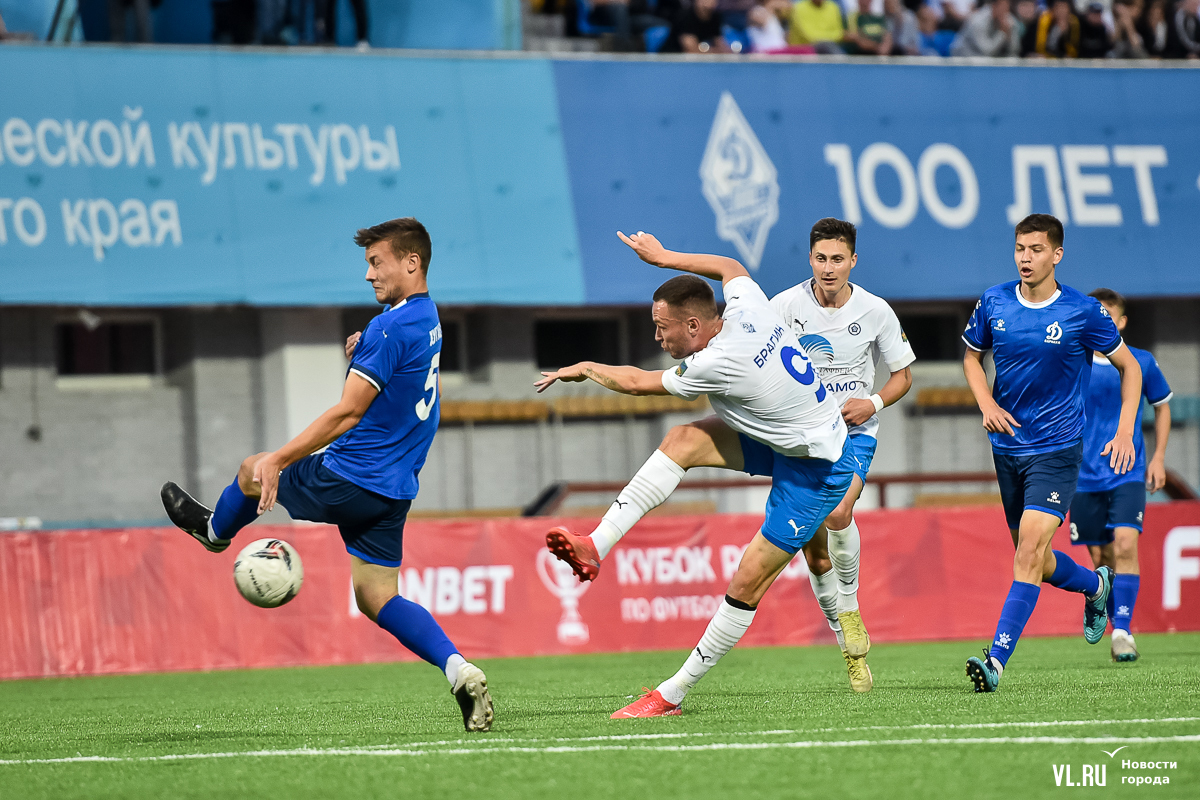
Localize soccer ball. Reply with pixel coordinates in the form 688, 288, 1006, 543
233, 539, 304, 608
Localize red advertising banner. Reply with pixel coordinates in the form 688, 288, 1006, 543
1, 503, 1198, 680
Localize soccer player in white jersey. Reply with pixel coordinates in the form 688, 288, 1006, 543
536, 231, 857, 717
543, 220, 912, 693
770, 218, 915, 679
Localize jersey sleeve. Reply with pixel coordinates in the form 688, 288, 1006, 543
875, 305, 917, 371
348, 320, 403, 391
1081, 300, 1123, 356
962, 296, 992, 351
1142, 353, 1174, 406
660, 345, 729, 400
722, 275, 771, 313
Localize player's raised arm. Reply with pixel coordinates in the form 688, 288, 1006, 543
1100, 343, 1143, 475
534, 361, 669, 396
618, 230, 750, 285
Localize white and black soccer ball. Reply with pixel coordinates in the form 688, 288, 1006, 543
233, 539, 304, 608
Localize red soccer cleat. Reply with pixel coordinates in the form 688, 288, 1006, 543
611, 688, 681, 719
546, 526, 602, 583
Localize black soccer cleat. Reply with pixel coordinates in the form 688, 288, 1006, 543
161, 481, 228, 553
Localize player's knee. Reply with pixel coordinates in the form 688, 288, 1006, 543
826, 506, 853, 532
237, 453, 269, 492
352, 578, 397, 622
659, 424, 704, 465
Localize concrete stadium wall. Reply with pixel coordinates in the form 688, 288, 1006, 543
2, 300, 1198, 525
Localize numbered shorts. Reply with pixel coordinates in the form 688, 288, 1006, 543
277, 453, 412, 567
846, 434, 877, 483
738, 434, 858, 554
1069, 481, 1146, 545
992, 441, 1083, 530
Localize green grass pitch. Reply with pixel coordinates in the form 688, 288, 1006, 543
2, 633, 1198, 799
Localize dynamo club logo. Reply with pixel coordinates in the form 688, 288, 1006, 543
700, 92, 780, 272
798, 334, 836, 366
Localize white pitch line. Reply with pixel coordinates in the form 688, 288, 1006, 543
3, 734, 1199, 766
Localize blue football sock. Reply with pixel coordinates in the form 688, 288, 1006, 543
1045, 551, 1101, 597
375, 595, 459, 670
1111, 574, 1140, 633
210, 478, 259, 540
988, 581, 1040, 668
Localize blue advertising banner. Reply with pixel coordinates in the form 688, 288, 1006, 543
0, 46, 581, 305
2, 47, 1198, 307
554, 60, 1200, 304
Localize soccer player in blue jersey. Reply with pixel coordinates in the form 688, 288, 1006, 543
160, 218, 493, 731
961, 214, 1142, 693
1070, 289, 1173, 663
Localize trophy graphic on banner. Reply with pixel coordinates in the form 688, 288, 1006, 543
535, 548, 591, 645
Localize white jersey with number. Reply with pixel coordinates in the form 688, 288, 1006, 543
660, 275, 847, 462
770, 279, 916, 440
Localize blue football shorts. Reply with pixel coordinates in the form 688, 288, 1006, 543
277, 453, 412, 567
846, 434, 877, 483
1069, 480, 1146, 545
992, 441, 1083, 530
738, 434, 858, 554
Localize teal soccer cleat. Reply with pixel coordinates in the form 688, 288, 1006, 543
1084, 566, 1113, 645
966, 649, 1001, 693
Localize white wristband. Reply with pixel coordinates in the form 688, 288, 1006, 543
869, 393, 885, 414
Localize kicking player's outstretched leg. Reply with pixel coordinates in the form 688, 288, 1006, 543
161, 453, 268, 553
612, 531, 790, 717
354, 558, 493, 732
547, 417, 741, 583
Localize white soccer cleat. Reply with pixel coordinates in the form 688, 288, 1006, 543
1111, 629, 1139, 663
452, 662, 494, 732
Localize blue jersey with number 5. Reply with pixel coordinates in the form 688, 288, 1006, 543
323, 293, 441, 499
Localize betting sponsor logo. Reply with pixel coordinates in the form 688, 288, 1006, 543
700, 92, 779, 272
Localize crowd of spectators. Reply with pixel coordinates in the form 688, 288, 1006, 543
97, 0, 370, 47
562, 0, 1200, 57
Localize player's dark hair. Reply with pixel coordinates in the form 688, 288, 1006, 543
809, 218, 857, 255
1014, 214, 1064, 249
353, 217, 432, 274
652, 275, 719, 320
1089, 287, 1127, 317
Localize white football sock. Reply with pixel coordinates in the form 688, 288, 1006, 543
809, 567, 846, 650
444, 653, 466, 685
590, 450, 686, 559
657, 599, 755, 706
827, 519, 861, 613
